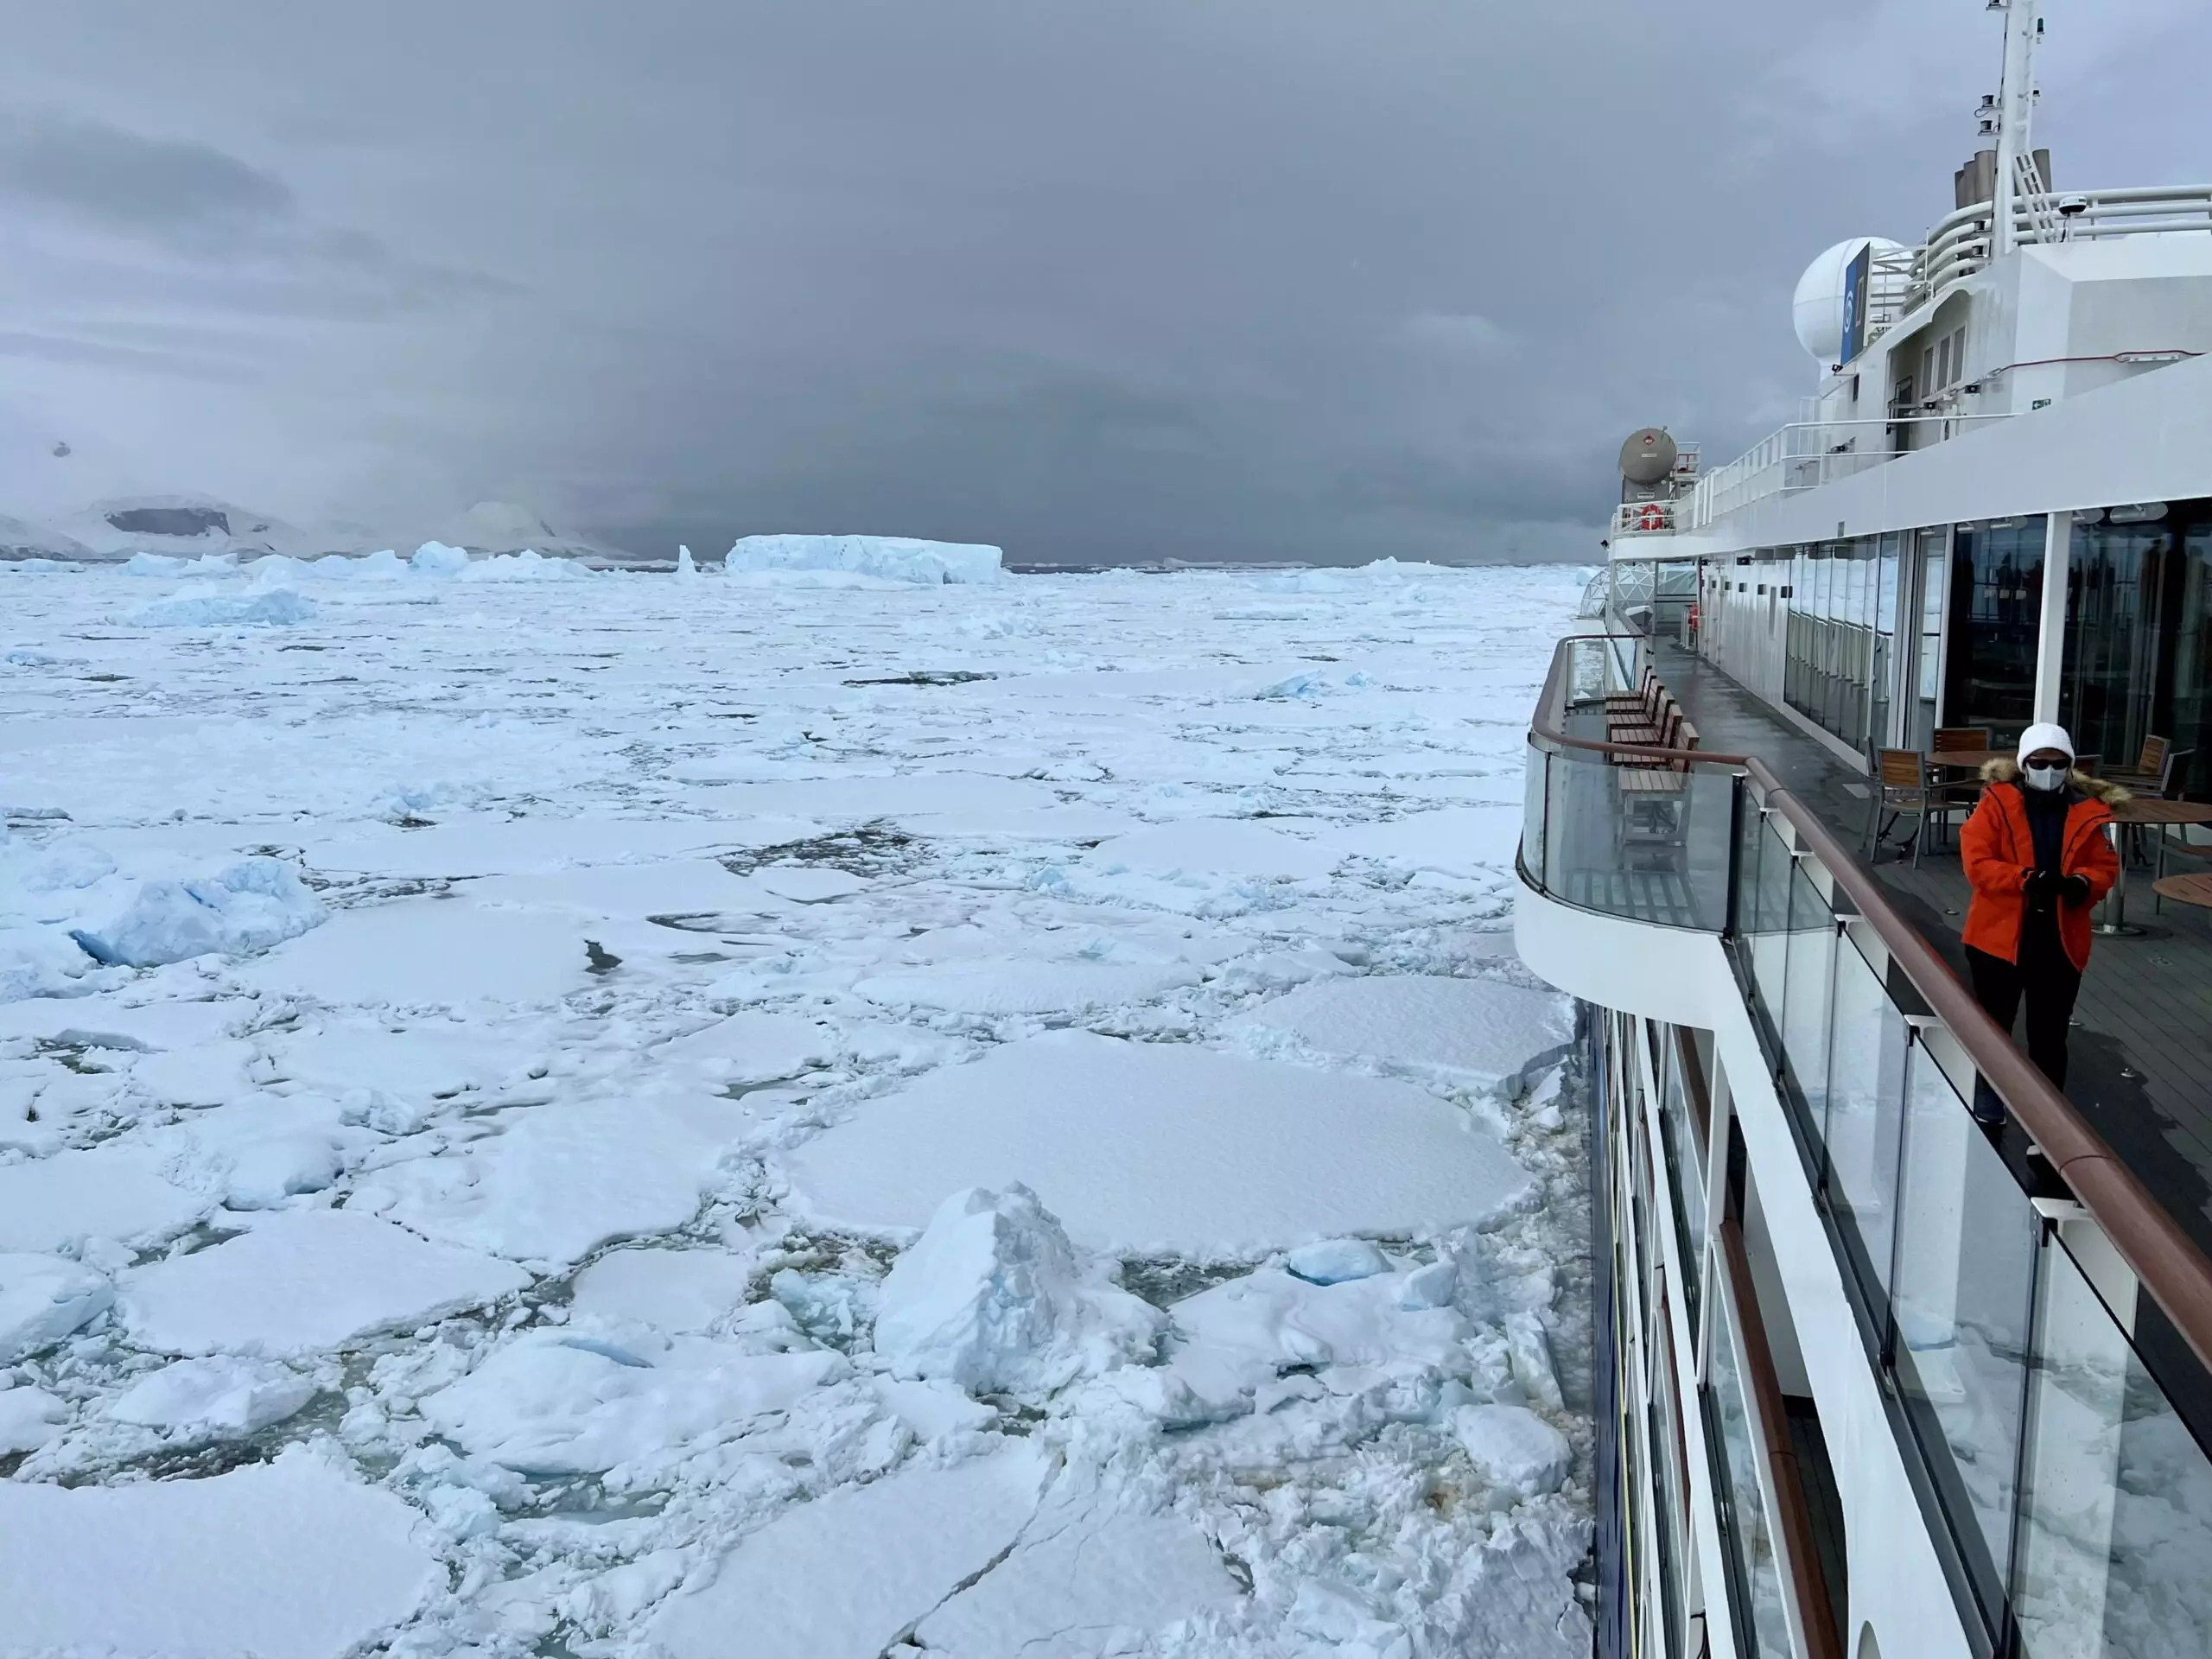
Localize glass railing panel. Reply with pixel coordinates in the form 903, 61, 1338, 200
1780, 858, 1837, 1129
2013, 1237, 2212, 1659
1708, 1278, 1796, 1658
1891, 1038, 2041, 1628
1658, 1040, 1707, 1317
1745, 816, 1794, 1038
1529, 742, 1736, 932
1523, 741, 1548, 888
1819, 934, 1910, 1306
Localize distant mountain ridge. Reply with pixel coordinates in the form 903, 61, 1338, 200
0, 497, 637, 564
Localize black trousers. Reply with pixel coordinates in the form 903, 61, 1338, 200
1966, 923, 2082, 1089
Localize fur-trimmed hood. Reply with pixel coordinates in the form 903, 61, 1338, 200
1980, 755, 2131, 804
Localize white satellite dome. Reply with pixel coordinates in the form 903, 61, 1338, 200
1792, 237, 1905, 362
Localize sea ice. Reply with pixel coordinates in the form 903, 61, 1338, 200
753, 865, 868, 903
702, 772, 1058, 819
110, 1355, 319, 1439
70, 856, 327, 968
0, 1452, 441, 1657
1452, 1402, 1573, 1500
655, 1009, 838, 1083
569, 1246, 756, 1332
0, 1382, 67, 1452
853, 957, 1199, 1016
647, 1444, 1051, 1659
1325, 804, 1526, 874
1286, 1236, 1392, 1285
0, 1145, 205, 1253
420, 1332, 845, 1475
784, 1030, 1533, 1255
130, 588, 317, 627
1230, 973, 1576, 1090
239, 898, 593, 1006
0, 559, 1593, 1653
0, 1252, 113, 1361
915, 1503, 1243, 1656
118, 1209, 530, 1355
874, 1185, 1164, 1395
365, 1095, 733, 1263
1089, 817, 1338, 880
302, 815, 798, 880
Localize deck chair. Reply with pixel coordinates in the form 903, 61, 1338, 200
2106, 736, 2190, 799
1865, 750, 1932, 866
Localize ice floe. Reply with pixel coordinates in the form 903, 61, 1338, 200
1230, 971, 1575, 1090
647, 1443, 1052, 1659
874, 1185, 1163, 1395
783, 1028, 1534, 1255
118, 1209, 530, 1355
0, 1453, 441, 1657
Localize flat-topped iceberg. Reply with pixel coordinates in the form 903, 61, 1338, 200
723, 533, 1004, 585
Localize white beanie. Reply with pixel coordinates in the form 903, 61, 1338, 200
2018, 721, 2075, 765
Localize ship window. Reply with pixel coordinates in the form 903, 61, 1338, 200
1936, 333, 1955, 390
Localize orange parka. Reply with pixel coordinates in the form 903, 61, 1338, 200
1959, 759, 2125, 972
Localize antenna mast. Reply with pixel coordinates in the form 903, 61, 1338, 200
1989, 0, 2044, 258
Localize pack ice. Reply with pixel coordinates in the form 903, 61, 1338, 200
0, 558, 1593, 1657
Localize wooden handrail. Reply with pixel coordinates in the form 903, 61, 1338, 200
1526, 632, 2212, 1378
1756, 772, 2212, 1376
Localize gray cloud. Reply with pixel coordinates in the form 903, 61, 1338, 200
0, 1, 2206, 562
0, 109, 294, 243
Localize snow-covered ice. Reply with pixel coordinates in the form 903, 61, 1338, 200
118, 1209, 530, 1355
1230, 971, 1575, 1090
874, 1184, 1164, 1395
0, 1453, 441, 1657
647, 1444, 1052, 1658
0, 1252, 112, 1362
784, 1028, 1535, 1255
0, 560, 1592, 1656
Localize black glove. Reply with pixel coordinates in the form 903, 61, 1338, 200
2061, 873, 2093, 905
2023, 867, 2057, 901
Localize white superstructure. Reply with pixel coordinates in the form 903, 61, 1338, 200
1523, 6, 2212, 1657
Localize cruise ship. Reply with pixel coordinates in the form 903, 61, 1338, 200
1517, 4, 2212, 1656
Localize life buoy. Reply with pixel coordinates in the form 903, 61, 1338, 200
1637, 503, 1667, 531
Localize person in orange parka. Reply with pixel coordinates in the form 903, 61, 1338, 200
1960, 721, 2125, 1117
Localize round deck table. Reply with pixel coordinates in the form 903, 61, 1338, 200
2099, 798, 2212, 935
2152, 873, 2212, 911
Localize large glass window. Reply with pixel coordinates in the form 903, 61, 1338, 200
1945, 517, 2048, 741
2058, 499, 2212, 797
1784, 537, 1894, 754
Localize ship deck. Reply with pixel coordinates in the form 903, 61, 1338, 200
1651, 641, 2212, 1260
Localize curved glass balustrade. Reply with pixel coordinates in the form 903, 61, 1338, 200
1522, 634, 2212, 1657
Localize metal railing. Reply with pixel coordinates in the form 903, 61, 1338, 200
1917, 185, 2212, 304
1613, 499, 1681, 537
1523, 634, 2212, 1658
1684, 416, 2014, 530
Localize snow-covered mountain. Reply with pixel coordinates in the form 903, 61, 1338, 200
0, 496, 637, 564
426, 501, 630, 563
52, 496, 324, 562
0, 513, 93, 562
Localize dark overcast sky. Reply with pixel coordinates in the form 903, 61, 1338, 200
3, 2, 2208, 563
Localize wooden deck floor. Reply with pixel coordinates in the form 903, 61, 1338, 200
1653, 644, 2212, 1260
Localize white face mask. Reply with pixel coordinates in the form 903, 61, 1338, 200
2024, 762, 2069, 792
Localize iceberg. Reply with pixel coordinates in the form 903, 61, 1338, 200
723, 534, 1004, 586
130, 588, 316, 627
873, 1184, 1163, 1396
71, 856, 329, 968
